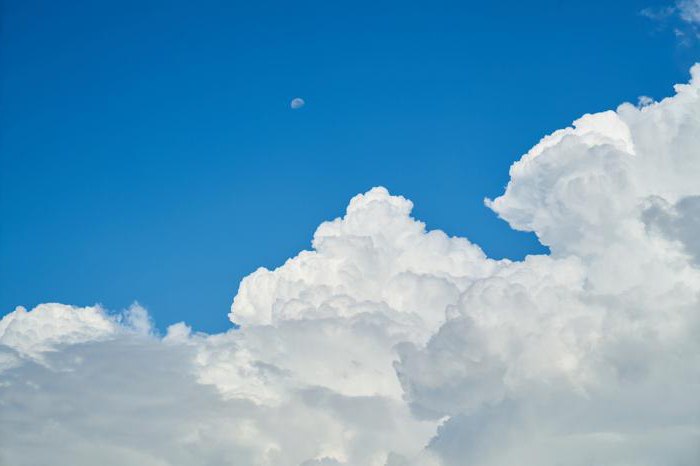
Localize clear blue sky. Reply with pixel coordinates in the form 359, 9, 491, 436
1, 0, 697, 332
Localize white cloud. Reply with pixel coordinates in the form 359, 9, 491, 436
2, 65, 700, 465
678, 0, 700, 24
642, 1, 700, 42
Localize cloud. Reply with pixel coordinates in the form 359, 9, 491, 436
643, 195, 700, 265
678, 0, 700, 23
642, 0, 700, 24
642, 1, 700, 42
641, 5, 676, 21
2, 65, 700, 465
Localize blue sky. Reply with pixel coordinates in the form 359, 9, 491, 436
1, 0, 697, 333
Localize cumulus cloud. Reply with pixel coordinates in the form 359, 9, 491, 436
2, 65, 700, 465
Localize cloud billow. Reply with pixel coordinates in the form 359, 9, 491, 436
1, 66, 700, 466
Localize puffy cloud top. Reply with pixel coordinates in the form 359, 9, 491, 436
231, 186, 496, 332
487, 65, 700, 258
0, 304, 117, 357
2, 66, 700, 466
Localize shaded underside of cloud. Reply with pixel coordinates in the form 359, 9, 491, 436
1, 65, 700, 466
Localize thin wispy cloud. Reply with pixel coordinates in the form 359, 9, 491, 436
642, 0, 700, 42
678, 0, 700, 23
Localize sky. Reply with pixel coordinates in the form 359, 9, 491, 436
1, 0, 697, 332
1, 1, 700, 465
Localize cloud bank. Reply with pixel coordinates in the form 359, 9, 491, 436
2, 66, 700, 466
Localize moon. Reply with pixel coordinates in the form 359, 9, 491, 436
290, 97, 305, 109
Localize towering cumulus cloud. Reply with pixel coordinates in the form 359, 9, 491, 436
2, 66, 699, 466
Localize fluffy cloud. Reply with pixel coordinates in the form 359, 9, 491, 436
1, 66, 699, 465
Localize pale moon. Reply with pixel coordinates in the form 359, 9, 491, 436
290, 97, 305, 109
